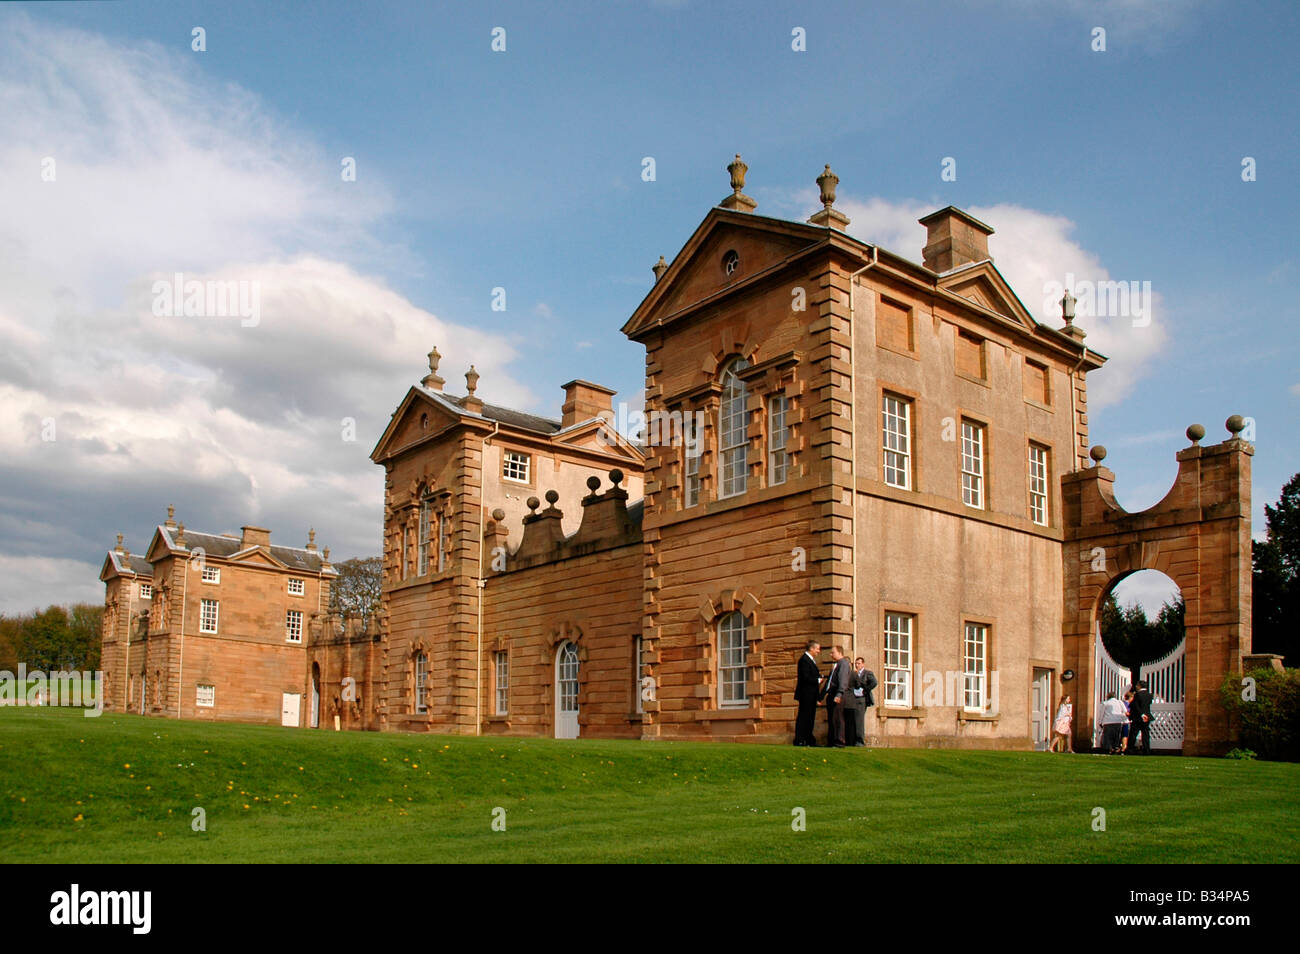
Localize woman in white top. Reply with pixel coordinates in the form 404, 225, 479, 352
1050, 694, 1073, 752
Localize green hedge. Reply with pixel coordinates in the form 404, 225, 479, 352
1220, 667, 1300, 761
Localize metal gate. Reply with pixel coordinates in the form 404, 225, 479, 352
1093, 623, 1186, 752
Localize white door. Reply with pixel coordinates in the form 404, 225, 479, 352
310, 669, 320, 729
281, 692, 301, 728
555, 642, 579, 739
1031, 668, 1051, 750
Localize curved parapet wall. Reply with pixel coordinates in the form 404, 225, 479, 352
1062, 419, 1253, 755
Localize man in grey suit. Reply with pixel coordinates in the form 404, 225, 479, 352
821, 645, 850, 747
846, 656, 877, 747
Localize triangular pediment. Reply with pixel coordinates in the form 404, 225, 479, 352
144, 527, 174, 563
623, 209, 828, 340
371, 387, 464, 462
553, 418, 645, 460
229, 547, 287, 569
938, 262, 1039, 331
99, 553, 123, 582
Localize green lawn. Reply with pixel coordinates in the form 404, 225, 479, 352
2, 708, 1296, 863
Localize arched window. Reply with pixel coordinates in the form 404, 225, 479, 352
717, 611, 749, 708
719, 358, 750, 498
417, 495, 433, 575
414, 651, 429, 714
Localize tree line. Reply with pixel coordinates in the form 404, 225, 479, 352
0, 604, 103, 672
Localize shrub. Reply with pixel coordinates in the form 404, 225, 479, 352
1220, 667, 1300, 761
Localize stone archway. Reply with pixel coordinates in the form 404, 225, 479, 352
1062, 419, 1253, 755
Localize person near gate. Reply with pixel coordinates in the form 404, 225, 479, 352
793, 639, 822, 746
1099, 690, 1127, 754
820, 645, 849, 748
1128, 680, 1154, 755
1050, 693, 1073, 752
847, 656, 877, 747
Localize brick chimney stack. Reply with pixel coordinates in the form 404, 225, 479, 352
919, 206, 994, 273
561, 380, 616, 429
240, 526, 271, 549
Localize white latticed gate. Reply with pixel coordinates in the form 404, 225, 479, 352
1093, 623, 1132, 748
1136, 640, 1185, 751
1094, 623, 1186, 752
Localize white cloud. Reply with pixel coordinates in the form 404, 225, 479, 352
0, 556, 102, 615
823, 191, 1169, 409
0, 14, 527, 608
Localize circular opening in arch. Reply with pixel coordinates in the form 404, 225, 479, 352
1100, 569, 1184, 672
721, 249, 740, 276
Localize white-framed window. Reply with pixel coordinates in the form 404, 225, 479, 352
201, 566, 220, 584
414, 652, 429, 714
199, 598, 219, 634
495, 651, 509, 715
963, 623, 988, 712
287, 578, 305, 596
503, 451, 530, 483
961, 419, 985, 509
882, 393, 911, 489
684, 443, 701, 508
437, 510, 447, 572
401, 526, 410, 580
768, 393, 789, 486
634, 635, 645, 714
285, 609, 303, 644
717, 611, 749, 708
719, 358, 750, 499
1028, 443, 1050, 526
196, 684, 215, 708
418, 496, 432, 575
139, 583, 153, 600
883, 612, 913, 708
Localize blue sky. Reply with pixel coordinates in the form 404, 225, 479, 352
1, 0, 1296, 612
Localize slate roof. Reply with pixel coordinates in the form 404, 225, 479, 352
105, 550, 154, 577
157, 526, 332, 573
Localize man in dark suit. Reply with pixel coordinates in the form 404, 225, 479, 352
793, 639, 822, 746
1127, 679, 1154, 754
821, 645, 849, 747
848, 656, 877, 747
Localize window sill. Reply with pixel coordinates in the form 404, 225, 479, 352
958, 711, 1000, 723
877, 706, 925, 719
956, 371, 990, 389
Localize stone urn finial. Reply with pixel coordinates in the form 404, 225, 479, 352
652, 255, 669, 283
808, 163, 850, 229
817, 164, 839, 209
115, 532, 124, 553
728, 154, 748, 194
719, 154, 758, 213
422, 346, 445, 391
465, 365, 479, 396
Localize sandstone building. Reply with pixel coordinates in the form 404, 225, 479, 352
368, 158, 1253, 754
102, 158, 1254, 754
99, 510, 357, 728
